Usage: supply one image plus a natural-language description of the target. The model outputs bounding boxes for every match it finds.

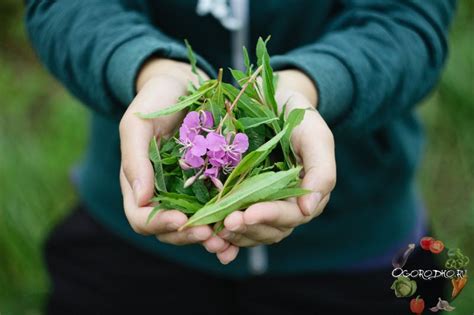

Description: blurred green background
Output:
[0,1,472,314]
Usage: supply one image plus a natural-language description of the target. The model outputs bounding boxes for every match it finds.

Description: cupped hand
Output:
[119,59,238,260]
[215,70,336,262]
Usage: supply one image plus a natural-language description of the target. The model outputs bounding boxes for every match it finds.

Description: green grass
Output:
[0,2,472,314]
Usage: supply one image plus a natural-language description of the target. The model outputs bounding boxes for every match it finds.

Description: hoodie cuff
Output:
[106,35,216,107]
[271,52,354,126]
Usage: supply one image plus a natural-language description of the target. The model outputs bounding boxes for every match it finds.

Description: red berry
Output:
[430,240,445,254]
[420,236,434,250]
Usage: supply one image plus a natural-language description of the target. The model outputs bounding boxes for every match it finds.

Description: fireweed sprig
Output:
[138,37,311,229]
[177,110,249,190]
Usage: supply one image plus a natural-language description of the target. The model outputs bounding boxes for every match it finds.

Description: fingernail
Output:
[227,223,240,232]
[132,180,141,204]
[167,223,179,230]
[187,233,198,242]
[220,258,230,265]
[307,192,322,216]
[220,230,234,239]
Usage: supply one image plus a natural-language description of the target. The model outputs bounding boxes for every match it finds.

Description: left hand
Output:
[205,70,336,263]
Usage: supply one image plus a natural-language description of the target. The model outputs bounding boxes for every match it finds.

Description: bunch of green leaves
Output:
[139,37,310,228]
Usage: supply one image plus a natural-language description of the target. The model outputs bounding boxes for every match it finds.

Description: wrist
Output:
[275,69,318,108]
[136,58,208,92]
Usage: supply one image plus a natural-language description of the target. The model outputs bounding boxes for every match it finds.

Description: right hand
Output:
[119,59,239,263]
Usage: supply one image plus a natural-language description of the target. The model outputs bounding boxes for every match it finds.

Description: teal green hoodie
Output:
[25,0,455,277]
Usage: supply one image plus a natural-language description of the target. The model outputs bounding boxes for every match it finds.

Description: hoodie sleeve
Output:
[25,0,216,117]
[271,0,456,134]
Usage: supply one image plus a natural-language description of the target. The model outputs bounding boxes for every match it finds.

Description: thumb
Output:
[293,111,336,216]
[119,112,155,207]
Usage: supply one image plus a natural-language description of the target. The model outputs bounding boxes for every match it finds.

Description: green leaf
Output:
[230,68,247,85]
[161,156,178,165]
[184,167,302,227]
[263,187,311,201]
[149,137,167,192]
[245,126,266,152]
[161,139,176,153]
[213,221,225,234]
[243,46,252,75]
[184,39,204,85]
[262,54,278,114]
[151,192,202,214]
[237,117,279,130]
[208,84,225,122]
[221,83,280,134]
[281,108,306,167]
[255,37,278,114]
[146,205,165,225]
[192,179,210,204]
[136,82,216,119]
[256,36,271,67]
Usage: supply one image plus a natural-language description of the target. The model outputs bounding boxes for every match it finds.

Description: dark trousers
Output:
[44,204,447,315]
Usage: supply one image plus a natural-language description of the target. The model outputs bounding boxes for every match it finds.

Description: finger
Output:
[119,108,155,207]
[311,193,331,218]
[292,110,336,216]
[223,211,246,232]
[243,200,305,228]
[156,225,213,245]
[202,236,231,253]
[120,167,187,235]
[220,224,289,246]
[216,245,239,265]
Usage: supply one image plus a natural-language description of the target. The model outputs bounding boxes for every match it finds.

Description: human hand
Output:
[212,70,336,261]
[119,59,238,258]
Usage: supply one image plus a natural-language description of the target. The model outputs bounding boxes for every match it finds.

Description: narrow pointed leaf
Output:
[220,126,288,194]
[192,179,210,204]
[149,137,167,192]
[243,46,251,75]
[184,167,302,227]
[263,187,311,201]
[136,82,216,119]
[184,39,204,85]
[281,108,306,167]
[146,205,165,225]
[237,117,279,130]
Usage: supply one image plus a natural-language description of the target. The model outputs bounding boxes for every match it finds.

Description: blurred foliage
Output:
[0,1,472,314]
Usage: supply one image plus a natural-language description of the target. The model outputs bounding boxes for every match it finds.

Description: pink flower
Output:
[178,111,214,169]
[200,111,214,129]
[179,111,214,143]
[175,110,249,191]
[206,131,249,173]
[180,134,208,169]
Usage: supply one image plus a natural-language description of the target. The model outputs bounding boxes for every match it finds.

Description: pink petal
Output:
[208,150,225,159]
[226,152,241,166]
[200,111,214,129]
[206,132,226,151]
[209,157,225,167]
[184,150,204,168]
[204,166,220,178]
[183,111,200,129]
[208,150,226,167]
[232,133,249,153]
[190,135,207,156]
[179,125,196,142]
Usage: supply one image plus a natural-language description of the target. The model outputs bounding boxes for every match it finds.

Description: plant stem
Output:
[217,68,223,83]
[216,65,263,133]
